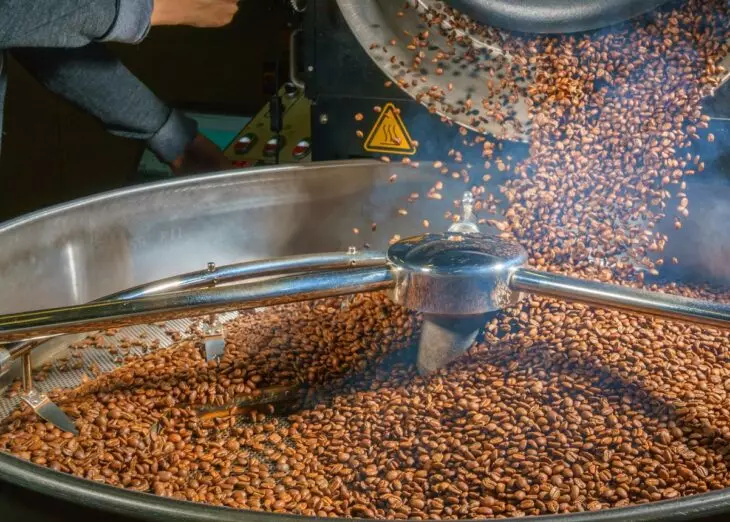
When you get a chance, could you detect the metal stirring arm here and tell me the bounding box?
[0,250,386,364]
[0,267,393,347]
[0,244,728,347]
[387,232,730,373]
[511,268,730,328]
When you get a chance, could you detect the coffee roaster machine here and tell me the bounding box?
[5,1,730,521]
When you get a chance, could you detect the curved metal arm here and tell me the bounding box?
[510,268,730,329]
[112,250,385,299]
[3,250,386,362]
[3,241,730,361]
[0,267,394,345]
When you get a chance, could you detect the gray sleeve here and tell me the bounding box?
[0,0,152,48]
[12,44,198,163]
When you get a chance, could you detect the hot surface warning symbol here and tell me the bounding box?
[363,103,417,155]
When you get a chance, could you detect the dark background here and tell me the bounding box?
[0,1,289,222]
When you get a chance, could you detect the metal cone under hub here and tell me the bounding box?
[387,232,527,374]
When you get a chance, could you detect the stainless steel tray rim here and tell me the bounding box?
[0,160,380,236]
[2,449,730,522]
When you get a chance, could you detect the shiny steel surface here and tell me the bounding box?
[20,353,31,393]
[335,0,531,140]
[0,161,439,316]
[387,230,730,328]
[335,1,730,139]
[1,251,388,369]
[410,193,487,375]
[0,268,393,344]
[416,313,487,374]
[202,328,226,362]
[447,193,481,235]
[117,250,386,299]
[4,231,730,349]
[388,232,527,315]
[2,251,386,368]
[511,268,730,329]
[0,159,458,433]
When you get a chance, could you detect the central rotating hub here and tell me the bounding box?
[387,232,527,315]
[387,233,527,374]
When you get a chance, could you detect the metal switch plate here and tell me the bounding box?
[202,330,226,362]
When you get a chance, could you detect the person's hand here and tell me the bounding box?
[169,134,232,175]
[151,0,239,28]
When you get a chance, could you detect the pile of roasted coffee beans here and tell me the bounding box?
[2,288,730,519]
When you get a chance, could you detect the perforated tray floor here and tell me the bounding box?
[0,313,240,421]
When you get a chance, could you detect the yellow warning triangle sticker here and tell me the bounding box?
[364,103,417,155]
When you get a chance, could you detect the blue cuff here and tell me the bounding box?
[99,0,153,44]
[147,109,199,163]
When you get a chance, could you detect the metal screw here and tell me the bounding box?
[307,65,314,72]
[207,262,216,273]
[319,114,329,125]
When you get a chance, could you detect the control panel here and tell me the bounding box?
[224,83,312,167]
